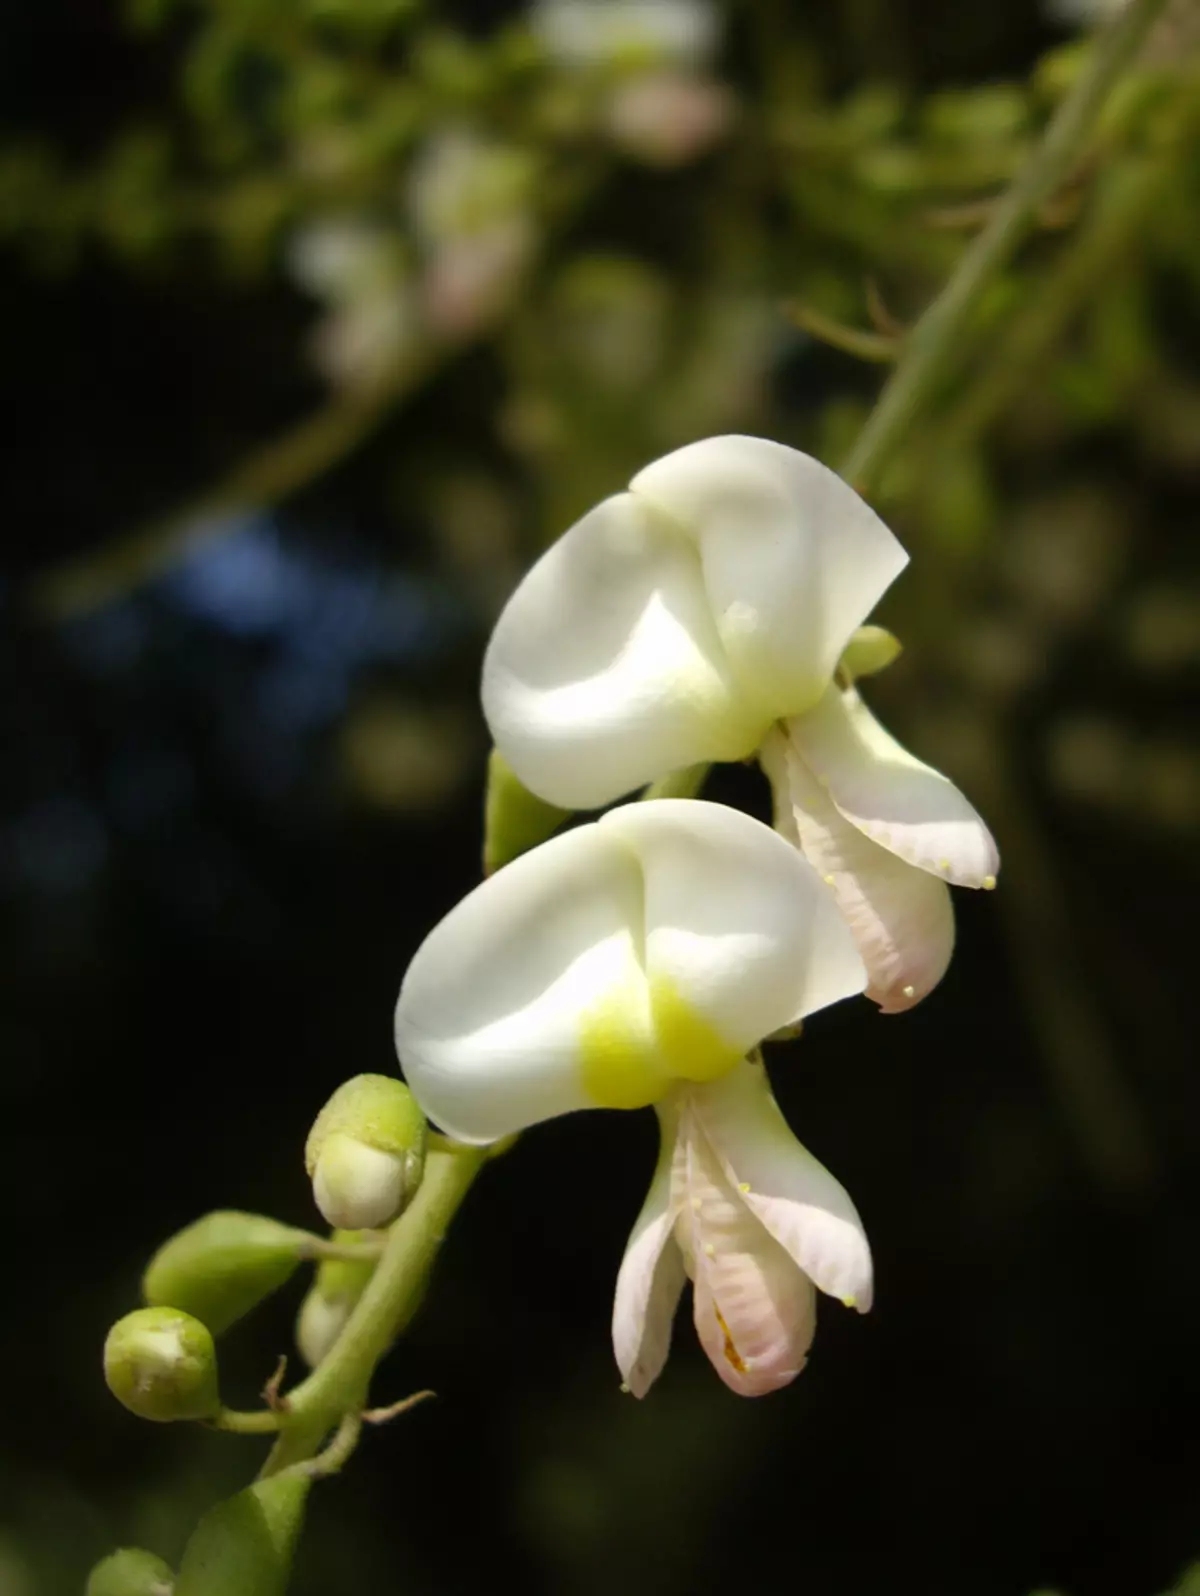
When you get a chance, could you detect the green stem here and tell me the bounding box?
[260,1146,488,1476]
[299,1236,387,1263]
[840,0,1169,494]
[210,1406,284,1436]
[642,763,710,802]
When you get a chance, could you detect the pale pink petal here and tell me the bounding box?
[689,1060,873,1313]
[762,725,955,1012]
[674,1090,817,1396]
[612,1108,687,1398]
[787,687,1000,888]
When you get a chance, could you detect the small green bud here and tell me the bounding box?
[104,1307,220,1423]
[838,624,903,683]
[483,748,571,873]
[144,1210,309,1335]
[86,1548,175,1596]
[295,1229,377,1368]
[305,1075,426,1230]
[175,1472,311,1596]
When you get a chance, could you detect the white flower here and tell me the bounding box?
[604,70,735,168]
[393,798,865,1144]
[406,129,537,336]
[615,1057,871,1397]
[285,219,418,389]
[531,0,721,70]
[482,434,999,1012]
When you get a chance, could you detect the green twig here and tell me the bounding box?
[841,0,1170,494]
[785,301,900,364]
[259,1146,488,1477]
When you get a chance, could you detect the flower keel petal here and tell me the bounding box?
[763,726,956,1011]
[787,687,1000,888]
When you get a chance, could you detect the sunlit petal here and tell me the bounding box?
[632,436,908,719]
[394,824,648,1142]
[602,799,868,1063]
[788,686,1000,888]
[396,802,867,1143]
[482,491,760,810]
[612,1103,687,1398]
[688,1060,873,1312]
[762,726,956,1012]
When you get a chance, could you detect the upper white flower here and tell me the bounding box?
[530,0,721,70]
[394,798,865,1144]
[615,1058,871,1398]
[482,434,999,1012]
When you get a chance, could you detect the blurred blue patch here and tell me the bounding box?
[163,513,450,662]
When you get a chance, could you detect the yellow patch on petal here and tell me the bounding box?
[715,1305,748,1375]
[649,974,743,1084]
[579,975,744,1108]
[578,986,666,1110]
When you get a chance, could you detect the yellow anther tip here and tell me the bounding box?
[937,858,951,872]
[982,874,997,891]
[902,984,915,1000]
[738,1182,751,1193]
[823,874,836,887]
[842,1296,857,1309]
[704,1242,716,1258]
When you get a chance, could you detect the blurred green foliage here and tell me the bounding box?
[2,1,1199,1593]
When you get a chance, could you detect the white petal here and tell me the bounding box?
[788,686,1000,888]
[689,1060,873,1312]
[482,491,761,810]
[601,800,867,1061]
[612,1105,687,1398]
[394,824,650,1142]
[632,436,908,719]
[762,726,955,1012]
[673,1088,817,1395]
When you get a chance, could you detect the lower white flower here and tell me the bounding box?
[394,798,866,1143]
[615,1056,871,1397]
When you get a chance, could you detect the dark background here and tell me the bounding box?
[1,2,1198,1592]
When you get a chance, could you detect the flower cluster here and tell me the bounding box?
[393,434,999,1397]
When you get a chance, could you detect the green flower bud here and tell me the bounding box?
[295,1229,377,1369]
[143,1211,309,1336]
[838,624,903,683]
[305,1075,426,1230]
[104,1307,220,1423]
[86,1548,175,1596]
[483,748,571,873]
[175,1472,311,1596]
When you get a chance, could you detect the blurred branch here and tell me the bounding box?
[943,150,1181,448]
[784,301,900,363]
[842,0,1170,495]
[26,359,435,623]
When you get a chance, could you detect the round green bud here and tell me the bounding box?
[143,1210,309,1336]
[86,1548,175,1596]
[104,1307,220,1423]
[175,1472,311,1596]
[838,624,902,683]
[305,1075,426,1230]
[483,747,571,873]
